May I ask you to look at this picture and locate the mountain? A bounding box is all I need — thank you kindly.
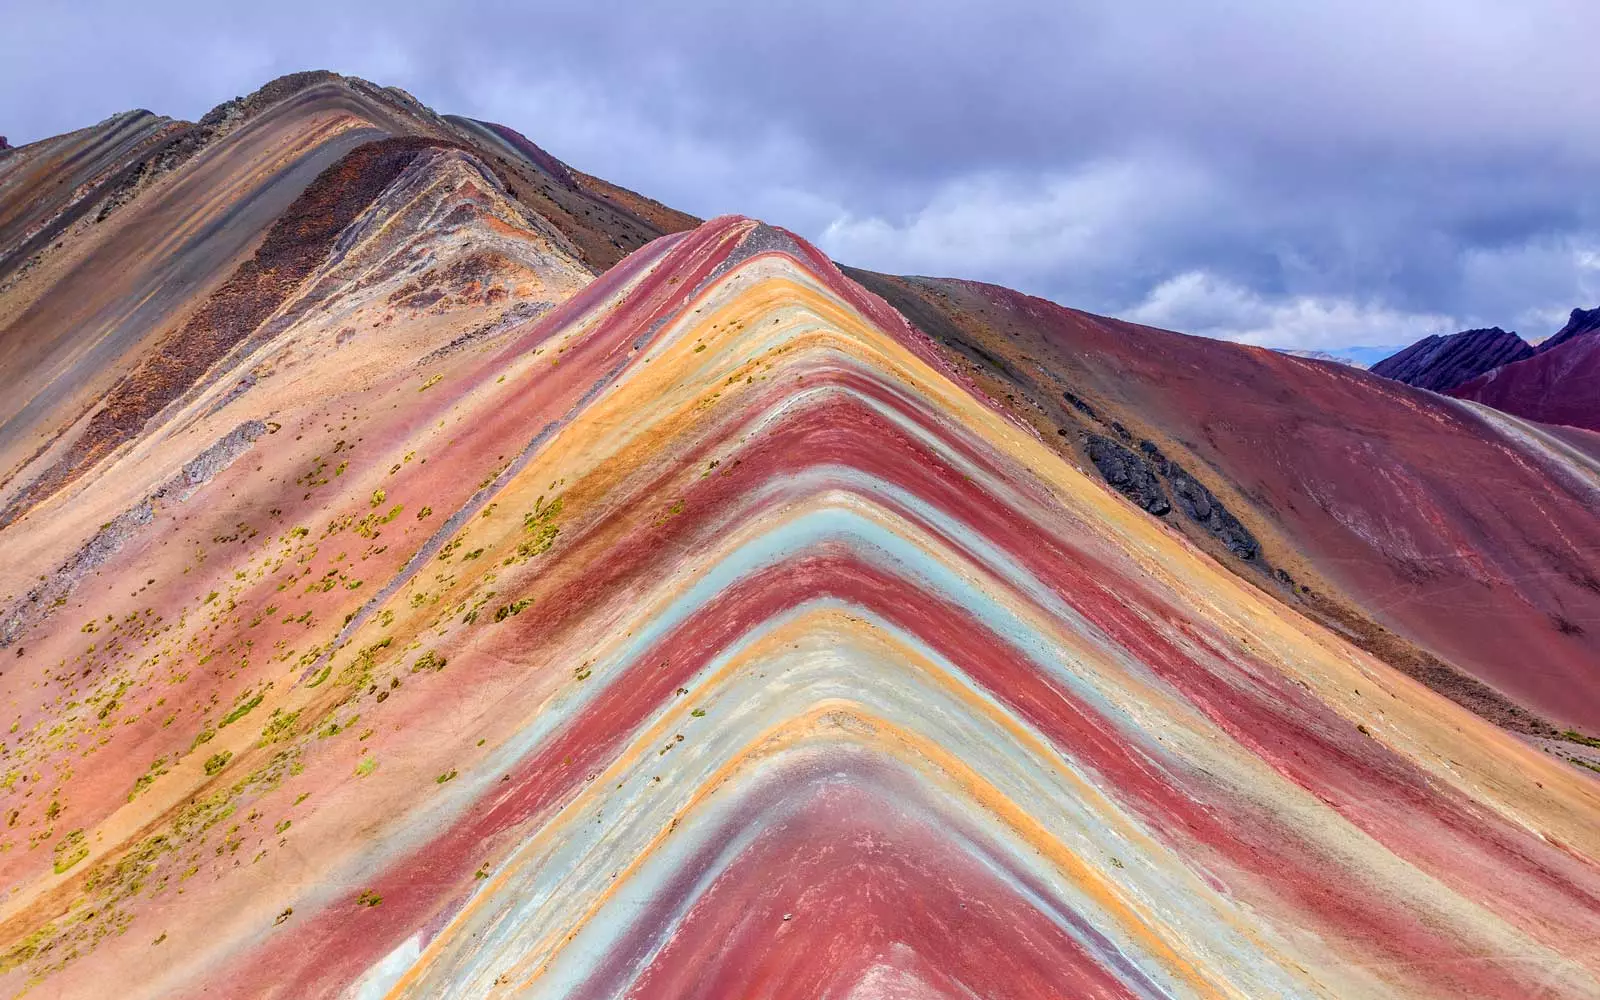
[847,271,1600,733]
[1538,306,1600,354]
[1,72,1599,999]
[1451,326,1600,431]
[1272,347,1361,367]
[1368,326,1533,391]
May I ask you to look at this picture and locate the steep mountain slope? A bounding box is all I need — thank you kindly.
[0,74,1598,1000]
[1451,328,1600,431]
[0,72,696,597]
[1368,326,1533,391]
[0,109,184,287]
[846,271,1600,734]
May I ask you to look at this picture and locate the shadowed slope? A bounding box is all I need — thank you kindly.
[445,117,700,264]
[0,110,184,284]
[0,138,451,528]
[0,73,449,501]
[0,72,696,538]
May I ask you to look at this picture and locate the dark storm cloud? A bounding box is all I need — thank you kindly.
[3,0,1598,349]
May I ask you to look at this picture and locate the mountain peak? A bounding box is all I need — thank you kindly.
[1368,325,1532,392]
[1539,305,1600,353]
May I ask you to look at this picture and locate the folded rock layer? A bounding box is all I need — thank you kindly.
[0,75,1598,1000]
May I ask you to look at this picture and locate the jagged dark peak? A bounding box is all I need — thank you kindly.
[1538,306,1600,354]
[1368,325,1532,392]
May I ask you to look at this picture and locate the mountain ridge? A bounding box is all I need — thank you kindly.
[1367,326,1533,391]
[0,71,1597,999]
[1451,328,1600,431]
[1538,306,1600,354]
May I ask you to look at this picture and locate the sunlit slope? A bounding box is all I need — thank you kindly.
[1,217,1593,997]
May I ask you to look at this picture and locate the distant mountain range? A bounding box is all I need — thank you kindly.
[1368,327,1532,391]
[1366,310,1600,431]
[1272,347,1361,367]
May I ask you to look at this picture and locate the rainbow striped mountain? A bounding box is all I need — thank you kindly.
[0,72,1598,999]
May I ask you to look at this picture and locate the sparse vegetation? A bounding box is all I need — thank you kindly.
[259,709,301,746]
[220,689,264,727]
[411,650,447,673]
[129,757,171,801]
[53,830,88,874]
[493,598,533,622]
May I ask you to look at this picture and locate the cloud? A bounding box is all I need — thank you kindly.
[3,0,1599,350]
[1123,272,1457,350]
[816,154,1217,287]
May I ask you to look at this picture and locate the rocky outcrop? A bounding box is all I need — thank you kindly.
[1083,435,1260,559]
[1166,460,1260,560]
[1133,439,1261,560]
[1086,435,1170,514]
[1369,326,1533,392]
[844,268,1600,739]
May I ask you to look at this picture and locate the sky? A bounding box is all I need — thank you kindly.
[3,0,1598,352]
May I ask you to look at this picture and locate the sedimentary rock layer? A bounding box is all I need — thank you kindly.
[1,73,1598,1000]
[0,214,1596,999]
[1538,307,1600,355]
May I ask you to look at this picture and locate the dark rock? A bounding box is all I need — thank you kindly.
[1090,435,1259,561]
[1086,436,1170,516]
[1537,307,1600,354]
[1110,420,1131,441]
[1166,462,1260,560]
[1552,614,1585,636]
[1370,327,1533,393]
[1062,390,1098,421]
[1137,440,1169,474]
